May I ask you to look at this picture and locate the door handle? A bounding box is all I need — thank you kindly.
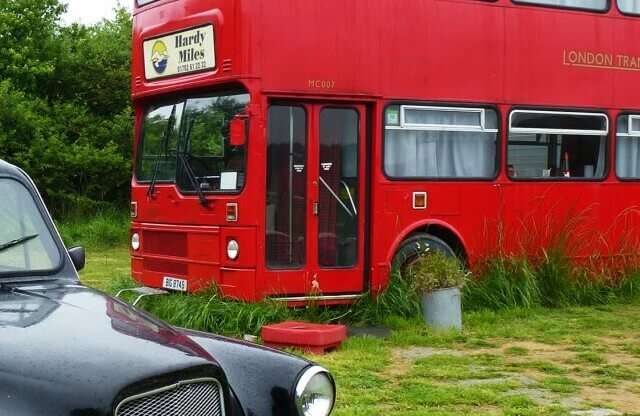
[312,201,319,216]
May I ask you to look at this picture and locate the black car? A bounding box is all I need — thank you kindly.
[0,159,336,416]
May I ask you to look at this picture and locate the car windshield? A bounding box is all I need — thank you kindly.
[136,91,250,193]
[0,178,61,275]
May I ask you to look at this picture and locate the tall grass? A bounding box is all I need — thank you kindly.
[464,249,640,311]
[57,210,129,248]
[111,271,421,336]
[72,206,640,335]
[108,249,640,336]
[465,205,640,311]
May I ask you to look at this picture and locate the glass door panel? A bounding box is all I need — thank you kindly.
[266,105,307,268]
[318,108,360,268]
[264,101,366,298]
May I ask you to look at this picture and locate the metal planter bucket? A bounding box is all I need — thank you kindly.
[421,287,462,331]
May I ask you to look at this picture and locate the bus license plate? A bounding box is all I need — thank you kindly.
[163,276,188,292]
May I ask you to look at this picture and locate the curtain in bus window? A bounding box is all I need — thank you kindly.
[617,138,640,178]
[617,115,640,178]
[618,0,640,14]
[384,108,497,178]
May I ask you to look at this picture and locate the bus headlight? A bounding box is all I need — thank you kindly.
[295,366,335,416]
[227,240,239,260]
[131,233,141,251]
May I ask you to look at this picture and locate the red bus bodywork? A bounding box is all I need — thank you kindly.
[131,0,640,302]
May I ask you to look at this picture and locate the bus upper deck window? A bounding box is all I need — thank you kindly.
[507,110,609,180]
[514,0,607,11]
[136,0,158,6]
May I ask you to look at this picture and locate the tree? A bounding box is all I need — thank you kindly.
[0,1,133,217]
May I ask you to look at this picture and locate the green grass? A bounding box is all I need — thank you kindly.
[56,210,129,249]
[464,251,640,311]
[109,272,420,337]
[75,244,640,415]
[505,346,529,356]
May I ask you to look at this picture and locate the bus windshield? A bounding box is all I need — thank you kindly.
[136,91,250,193]
[0,179,61,276]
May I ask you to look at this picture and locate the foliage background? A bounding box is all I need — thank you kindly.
[0,0,132,217]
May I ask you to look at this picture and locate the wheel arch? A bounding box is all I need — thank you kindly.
[386,219,469,266]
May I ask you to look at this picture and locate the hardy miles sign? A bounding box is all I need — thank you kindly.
[143,25,216,80]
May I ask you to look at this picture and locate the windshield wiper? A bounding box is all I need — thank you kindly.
[147,104,177,198]
[0,234,38,253]
[177,119,208,207]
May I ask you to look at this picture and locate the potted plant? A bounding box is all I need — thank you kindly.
[406,246,468,330]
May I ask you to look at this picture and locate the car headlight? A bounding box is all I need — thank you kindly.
[131,233,140,251]
[295,366,335,416]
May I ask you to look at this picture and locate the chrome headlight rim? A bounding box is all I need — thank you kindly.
[294,365,336,416]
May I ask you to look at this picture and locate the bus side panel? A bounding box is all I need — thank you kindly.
[612,21,640,109]
[505,7,614,108]
[256,0,505,104]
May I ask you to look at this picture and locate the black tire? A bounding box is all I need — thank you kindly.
[392,233,456,276]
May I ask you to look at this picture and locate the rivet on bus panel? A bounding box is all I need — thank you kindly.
[413,192,428,210]
[226,203,239,222]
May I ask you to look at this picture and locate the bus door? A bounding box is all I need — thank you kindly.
[265,103,367,298]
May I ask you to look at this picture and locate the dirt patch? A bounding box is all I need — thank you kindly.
[479,340,577,362]
[384,347,463,380]
[602,352,640,367]
[394,346,464,361]
[384,342,639,415]
[580,385,640,415]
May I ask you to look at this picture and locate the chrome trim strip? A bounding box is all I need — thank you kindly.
[400,105,488,131]
[385,125,499,133]
[629,114,640,136]
[269,294,365,302]
[114,377,225,416]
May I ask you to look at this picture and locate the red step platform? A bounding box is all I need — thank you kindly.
[261,321,348,355]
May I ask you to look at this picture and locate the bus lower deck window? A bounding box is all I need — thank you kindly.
[616,115,640,179]
[618,0,640,15]
[384,105,498,179]
[507,110,608,180]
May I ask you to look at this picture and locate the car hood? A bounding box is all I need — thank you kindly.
[0,282,223,416]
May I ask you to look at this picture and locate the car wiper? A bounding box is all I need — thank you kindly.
[177,119,208,207]
[0,234,38,253]
[147,104,177,198]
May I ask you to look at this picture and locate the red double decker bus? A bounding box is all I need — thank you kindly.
[130,0,640,302]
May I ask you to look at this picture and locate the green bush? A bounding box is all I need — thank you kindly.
[0,2,132,218]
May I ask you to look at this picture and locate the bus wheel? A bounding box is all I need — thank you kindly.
[392,233,456,277]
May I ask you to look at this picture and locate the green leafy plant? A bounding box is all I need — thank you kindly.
[406,249,468,293]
